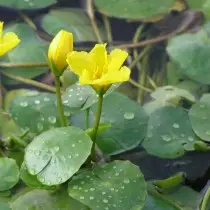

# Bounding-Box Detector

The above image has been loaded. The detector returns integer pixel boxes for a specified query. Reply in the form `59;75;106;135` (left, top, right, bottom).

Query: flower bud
48;30;73;75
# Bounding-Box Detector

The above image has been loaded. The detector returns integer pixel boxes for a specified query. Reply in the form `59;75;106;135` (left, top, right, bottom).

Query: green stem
85;108;90;129
1;72;56;93
55;76;67;127
201;185;210;210
91;92;103;160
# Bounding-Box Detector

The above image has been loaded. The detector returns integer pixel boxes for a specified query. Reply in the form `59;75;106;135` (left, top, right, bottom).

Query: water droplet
90;188;95;191
39;177;45;183
34;100;40;104
123;179;130;184
123;112;135;120
64;111;71;117
75;153;79;157
70;89;73;92
47;181;51;185
73;185;78;189
147;132;153;138
80;196;85;200
200;104;205;108
20;101;28;107
115;172;119;176
29;168;36;175
37;123;43;132
79;97;83;101
121;186;125;189
34;150;40;156
188;136;194;141
57;177;62;182
63;100;69;104
54;146;60;152
76;93;80;96
103;199;108;203
102;192;106;195
81;181;85;184
173;123;180;129
112;204;117;208
181;133;185;137
89;196;94;200
40;116;45;121
161;135;172;142
202;116;207;120
72;144;75;147
44;97;50;102
111;188;114;191
68;155;72;159
48;116;56;124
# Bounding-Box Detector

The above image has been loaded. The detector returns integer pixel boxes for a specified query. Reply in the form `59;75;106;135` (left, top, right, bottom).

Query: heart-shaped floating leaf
68;160;147;210
25;127;92;185
9;91;71;134
41;8;105;41
1;23;48;85
142;107;197;158
189;94;210;141
0;157;19;191
167;23;210;84
188;0;210;18
62;83;120;111
94;0;174;20
11;189;88;210
0;0;56;9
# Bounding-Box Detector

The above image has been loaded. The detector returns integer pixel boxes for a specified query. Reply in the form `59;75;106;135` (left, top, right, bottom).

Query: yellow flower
66;44;130;88
0;21;20;56
48;30;73;74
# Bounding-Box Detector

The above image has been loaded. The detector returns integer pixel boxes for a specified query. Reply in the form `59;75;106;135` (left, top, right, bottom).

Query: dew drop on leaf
123;112;135;120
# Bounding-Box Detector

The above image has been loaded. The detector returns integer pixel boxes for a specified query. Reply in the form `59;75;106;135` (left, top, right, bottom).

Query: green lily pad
142;107;197;158
68;160;147;210
9;91;71;134
24;127;92;185
62;83;120;111
10;189;88;210
0;0;56;9
92;92;148;155
1;23;48;85
0;157;19;191
188;0;210;18
94;0;174;19
41;8;105;41
167;23;210;84
189;94;210;141
0;203;10;210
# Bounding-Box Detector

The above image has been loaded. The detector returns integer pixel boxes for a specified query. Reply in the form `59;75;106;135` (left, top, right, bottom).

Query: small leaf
142;107;197;158
0;157;19;191
189;94;210;141
24;127;92;185
11;189;88;210
68;160;147;210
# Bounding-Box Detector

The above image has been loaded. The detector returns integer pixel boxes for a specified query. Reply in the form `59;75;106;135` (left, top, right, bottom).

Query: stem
91;93;103;160
85;108;90;129
55;76;67;127
129;79;152;92
102;14;112;43
201;186;210;210
1;72;56;93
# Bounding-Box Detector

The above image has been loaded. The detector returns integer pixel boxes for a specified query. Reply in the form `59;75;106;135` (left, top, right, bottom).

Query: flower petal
89;44;107;71
91;66;131;86
0;32;20;56
108;49;128;72
0;22;3;37
79;69;93;85
67;51;95;77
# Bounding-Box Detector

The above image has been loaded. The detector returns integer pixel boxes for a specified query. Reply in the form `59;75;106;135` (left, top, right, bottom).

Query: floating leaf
68;160;147;210
41;8;105;41
94;0;174;20
0;0;56;9
188;0;210;18
142;107;197;158
0;158;19;191
1;23;48;85
11;189;88;210
25;127;92;185
167;23;210;84
9;91;71;134
62;83;120;111
189;94;210;141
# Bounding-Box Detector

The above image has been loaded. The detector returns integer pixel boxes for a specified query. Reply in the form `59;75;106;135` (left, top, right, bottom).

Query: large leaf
0;0;56;9
24;127;92;185
0;157;19;191
68;160;147;210
189;94;210;141
94;0;174;20
142;107;197;158
10;189;88;210
1;23;48;85
9;91;71;134
167;22;210;84
41;8;105;41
